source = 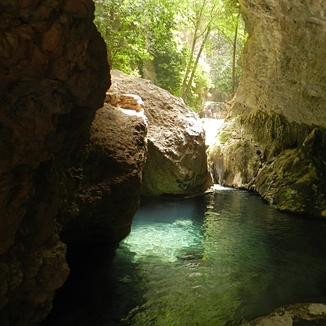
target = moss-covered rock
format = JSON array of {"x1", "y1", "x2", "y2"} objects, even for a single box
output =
[
  {"x1": 207, "y1": 111, "x2": 326, "y2": 218},
  {"x1": 253, "y1": 128, "x2": 326, "y2": 217},
  {"x1": 207, "y1": 116, "x2": 262, "y2": 188},
  {"x1": 208, "y1": 0, "x2": 326, "y2": 218}
]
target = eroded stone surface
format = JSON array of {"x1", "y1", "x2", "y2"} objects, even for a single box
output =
[
  {"x1": 110, "y1": 70, "x2": 213, "y2": 197},
  {"x1": 0, "y1": 0, "x2": 110, "y2": 324},
  {"x1": 237, "y1": 0, "x2": 326, "y2": 127},
  {"x1": 208, "y1": 0, "x2": 326, "y2": 217},
  {"x1": 58, "y1": 104, "x2": 148, "y2": 245}
]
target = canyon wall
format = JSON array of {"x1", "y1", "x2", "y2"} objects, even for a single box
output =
[
  {"x1": 208, "y1": 0, "x2": 326, "y2": 217},
  {"x1": 237, "y1": 0, "x2": 326, "y2": 127},
  {"x1": 0, "y1": 1, "x2": 111, "y2": 324}
]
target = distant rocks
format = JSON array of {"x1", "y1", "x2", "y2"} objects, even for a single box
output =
[{"x1": 198, "y1": 101, "x2": 229, "y2": 119}]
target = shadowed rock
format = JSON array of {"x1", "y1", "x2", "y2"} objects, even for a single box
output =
[
  {"x1": 58, "y1": 104, "x2": 148, "y2": 245},
  {"x1": 0, "y1": 0, "x2": 110, "y2": 324},
  {"x1": 246, "y1": 303, "x2": 326, "y2": 326}
]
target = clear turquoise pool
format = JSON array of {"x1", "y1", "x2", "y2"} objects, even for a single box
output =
[
  {"x1": 43, "y1": 187, "x2": 326, "y2": 326},
  {"x1": 114, "y1": 188, "x2": 326, "y2": 325}
]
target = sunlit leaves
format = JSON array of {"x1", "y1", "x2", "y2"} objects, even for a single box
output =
[
  {"x1": 94, "y1": 0, "x2": 153, "y2": 74},
  {"x1": 93, "y1": 0, "x2": 246, "y2": 108}
]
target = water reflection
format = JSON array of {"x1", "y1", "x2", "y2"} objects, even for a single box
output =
[
  {"x1": 43, "y1": 188, "x2": 326, "y2": 326},
  {"x1": 122, "y1": 190, "x2": 326, "y2": 325}
]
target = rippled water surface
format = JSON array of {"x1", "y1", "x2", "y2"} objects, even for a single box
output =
[
  {"x1": 115, "y1": 188, "x2": 326, "y2": 325},
  {"x1": 43, "y1": 187, "x2": 326, "y2": 326}
]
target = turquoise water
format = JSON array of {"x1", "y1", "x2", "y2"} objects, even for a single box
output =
[
  {"x1": 43, "y1": 187, "x2": 326, "y2": 326},
  {"x1": 114, "y1": 188, "x2": 326, "y2": 325}
]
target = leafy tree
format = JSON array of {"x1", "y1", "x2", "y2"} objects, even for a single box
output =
[
  {"x1": 178, "y1": 0, "x2": 245, "y2": 105},
  {"x1": 145, "y1": 0, "x2": 185, "y2": 95},
  {"x1": 94, "y1": 0, "x2": 152, "y2": 73},
  {"x1": 178, "y1": 0, "x2": 219, "y2": 101},
  {"x1": 94, "y1": 0, "x2": 246, "y2": 109}
]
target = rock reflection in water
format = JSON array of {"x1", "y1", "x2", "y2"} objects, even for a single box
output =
[{"x1": 42, "y1": 189, "x2": 326, "y2": 326}]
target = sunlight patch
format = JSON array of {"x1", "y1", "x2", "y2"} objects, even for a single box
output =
[{"x1": 121, "y1": 219, "x2": 201, "y2": 263}]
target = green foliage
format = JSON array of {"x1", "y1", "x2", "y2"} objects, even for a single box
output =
[
  {"x1": 94, "y1": 0, "x2": 246, "y2": 109},
  {"x1": 146, "y1": 0, "x2": 185, "y2": 95},
  {"x1": 152, "y1": 45, "x2": 185, "y2": 96},
  {"x1": 185, "y1": 64, "x2": 212, "y2": 111},
  {"x1": 94, "y1": 0, "x2": 153, "y2": 74}
]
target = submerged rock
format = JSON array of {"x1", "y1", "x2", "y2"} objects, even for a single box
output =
[
  {"x1": 110, "y1": 70, "x2": 213, "y2": 197},
  {"x1": 246, "y1": 303, "x2": 326, "y2": 326}
]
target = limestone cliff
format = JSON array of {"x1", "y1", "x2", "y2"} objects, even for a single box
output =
[
  {"x1": 0, "y1": 1, "x2": 110, "y2": 324},
  {"x1": 208, "y1": 0, "x2": 326, "y2": 217}
]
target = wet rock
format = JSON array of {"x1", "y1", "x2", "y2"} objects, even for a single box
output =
[
  {"x1": 110, "y1": 70, "x2": 213, "y2": 197},
  {"x1": 207, "y1": 117, "x2": 261, "y2": 188},
  {"x1": 246, "y1": 303, "x2": 326, "y2": 326},
  {"x1": 208, "y1": 111, "x2": 326, "y2": 217}
]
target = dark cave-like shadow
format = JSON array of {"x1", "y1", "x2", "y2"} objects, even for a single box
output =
[{"x1": 41, "y1": 241, "x2": 144, "y2": 326}]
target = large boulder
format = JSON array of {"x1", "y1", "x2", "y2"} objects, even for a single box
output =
[
  {"x1": 0, "y1": 0, "x2": 110, "y2": 325},
  {"x1": 208, "y1": 0, "x2": 326, "y2": 218},
  {"x1": 110, "y1": 70, "x2": 213, "y2": 197},
  {"x1": 58, "y1": 104, "x2": 148, "y2": 245}
]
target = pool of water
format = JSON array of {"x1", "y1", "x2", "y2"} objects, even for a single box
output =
[{"x1": 43, "y1": 187, "x2": 326, "y2": 326}]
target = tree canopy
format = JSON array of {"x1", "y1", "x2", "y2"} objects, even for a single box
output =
[{"x1": 94, "y1": 0, "x2": 246, "y2": 111}]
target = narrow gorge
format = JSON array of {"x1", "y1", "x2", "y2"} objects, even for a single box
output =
[{"x1": 0, "y1": 0, "x2": 325, "y2": 325}]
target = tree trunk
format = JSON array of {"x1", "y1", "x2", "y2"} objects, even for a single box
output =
[
  {"x1": 181, "y1": 0, "x2": 208, "y2": 99},
  {"x1": 231, "y1": 10, "x2": 240, "y2": 95},
  {"x1": 183, "y1": 26, "x2": 211, "y2": 101}
]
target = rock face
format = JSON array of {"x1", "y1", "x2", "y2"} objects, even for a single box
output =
[
  {"x1": 208, "y1": 0, "x2": 326, "y2": 217},
  {"x1": 58, "y1": 103, "x2": 148, "y2": 245},
  {"x1": 0, "y1": 1, "x2": 110, "y2": 325},
  {"x1": 110, "y1": 70, "x2": 213, "y2": 197}
]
